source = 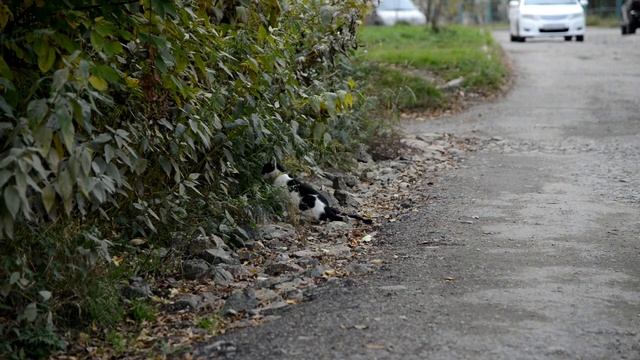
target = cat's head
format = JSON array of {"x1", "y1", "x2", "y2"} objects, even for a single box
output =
[{"x1": 261, "y1": 162, "x2": 285, "y2": 179}]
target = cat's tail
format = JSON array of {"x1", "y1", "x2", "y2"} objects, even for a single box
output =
[
  {"x1": 344, "y1": 213, "x2": 373, "y2": 225},
  {"x1": 324, "y1": 207, "x2": 345, "y2": 222}
]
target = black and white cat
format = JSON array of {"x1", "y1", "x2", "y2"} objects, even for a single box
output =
[{"x1": 261, "y1": 162, "x2": 372, "y2": 224}]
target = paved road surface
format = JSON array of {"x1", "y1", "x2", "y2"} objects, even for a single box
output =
[{"x1": 207, "y1": 29, "x2": 640, "y2": 359}]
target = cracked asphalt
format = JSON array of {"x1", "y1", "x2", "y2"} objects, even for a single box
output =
[{"x1": 204, "y1": 28, "x2": 640, "y2": 359}]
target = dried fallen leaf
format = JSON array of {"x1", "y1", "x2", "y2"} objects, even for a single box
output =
[
  {"x1": 130, "y1": 238, "x2": 146, "y2": 246},
  {"x1": 354, "y1": 324, "x2": 368, "y2": 330},
  {"x1": 370, "y1": 259, "x2": 384, "y2": 265},
  {"x1": 443, "y1": 276, "x2": 455, "y2": 281},
  {"x1": 366, "y1": 343, "x2": 386, "y2": 350},
  {"x1": 323, "y1": 269, "x2": 337, "y2": 277},
  {"x1": 111, "y1": 255, "x2": 124, "y2": 266}
]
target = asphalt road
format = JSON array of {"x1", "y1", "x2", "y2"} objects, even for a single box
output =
[{"x1": 206, "y1": 29, "x2": 640, "y2": 359}]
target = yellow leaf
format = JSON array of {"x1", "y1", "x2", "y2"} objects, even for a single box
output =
[
  {"x1": 88, "y1": 75, "x2": 108, "y2": 91},
  {"x1": 125, "y1": 76, "x2": 139, "y2": 88}
]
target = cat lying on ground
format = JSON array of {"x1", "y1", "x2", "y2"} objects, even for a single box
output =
[{"x1": 261, "y1": 162, "x2": 372, "y2": 224}]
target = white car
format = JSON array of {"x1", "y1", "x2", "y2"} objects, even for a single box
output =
[
  {"x1": 372, "y1": 0, "x2": 427, "y2": 26},
  {"x1": 509, "y1": 0, "x2": 587, "y2": 42}
]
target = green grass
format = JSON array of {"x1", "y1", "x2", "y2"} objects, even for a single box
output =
[
  {"x1": 357, "y1": 25, "x2": 507, "y2": 113},
  {"x1": 586, "y1": 14, "x2": 619, "y2": 27}
]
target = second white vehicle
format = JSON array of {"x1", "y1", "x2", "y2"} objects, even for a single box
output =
[
  {"x1": 372, "y1": 0, "x2": 427, "y2": 26},
  {"x1": 509, "y1": 0, "x2": 587, "y2": 42}
]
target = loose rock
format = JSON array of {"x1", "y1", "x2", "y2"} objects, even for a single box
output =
[
  {"x1": 198, "y1": 248, "x2": 238, "y2": 265},
  {"x1": 121, "y1": 277, "x2": 152, "y2": 300},
  {"x1": 182, "y1": 259, "x2": 210, "y2": 280},
  {"x1": 265, "y1": 262, "x2": 303, "y2": 276},
  {"x1": 223, "y1": 289, "x2": 259, "y2": 314}
]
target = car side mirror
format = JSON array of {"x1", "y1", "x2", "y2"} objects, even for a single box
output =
[
  {"x1": 579, "y1": 0, "x2": 588, "y2": 6},
  {"x1": 509, "y1": 0, "x2": 519, "y2": 7}
]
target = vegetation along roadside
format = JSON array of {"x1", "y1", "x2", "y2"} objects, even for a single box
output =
[{"x1": 0, "y1": 1, "x2": 508, "y2": 358}]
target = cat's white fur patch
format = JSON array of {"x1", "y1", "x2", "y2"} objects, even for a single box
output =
[{"x1": 303, "y1": 195, "x2": 326, "y2": 221}]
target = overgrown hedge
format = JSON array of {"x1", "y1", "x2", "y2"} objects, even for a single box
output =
[{"x1": 0, "y1": 0, "x2": 371, "y2": 357}]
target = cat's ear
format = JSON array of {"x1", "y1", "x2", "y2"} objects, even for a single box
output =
[
  {"x1": 261, "y1": 162, "x2": 275, "y2": 176},
  {"x1": 276, "y1": 163, "x2": 285, "y2": 172}
]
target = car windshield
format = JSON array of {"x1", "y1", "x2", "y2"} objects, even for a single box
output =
[
  {"x1": 377, "y1": 0, "x2": 418, "y2": 10},
  {"x1": 524, "y1": 0, "x2": 577, "y2": 4}
]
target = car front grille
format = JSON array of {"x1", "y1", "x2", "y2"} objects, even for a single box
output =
[
  {"x1": 539, "y1": 27, "x2": 569, "y2": 32},
  {"x1": 540, "y1": 15, "x2": 568, "y2": 20}
]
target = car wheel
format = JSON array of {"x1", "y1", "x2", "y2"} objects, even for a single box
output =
[
  {"x1": 622, "y1": 24, "x2": 629, "y2": 35},
  {"x1": 511, "y1": 34, "x2": 517, "y2": 42},
  {"x1": 564, "y1": 36, "x2": 572, "y2": 41},
  {"x1": 630, "y1": 24, "x2": 637, "y2": 34},
  {"x1": 519, "y1": 36, "x2": 526, "y2": 42},
  {"x1": 576, "y1": 35, "x2": 584, "y2": 42}
]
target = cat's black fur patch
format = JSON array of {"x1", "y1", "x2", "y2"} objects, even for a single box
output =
[
  {"x1": 263, "y1": 162, "x2": 371, "y2": 224},
  {"x1": 261, "y1": 162, "x2": 285, "y2": 176}
]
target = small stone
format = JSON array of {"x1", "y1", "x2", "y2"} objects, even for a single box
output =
[
  {"x1": 152, "y1": 247, "x2": 168, "y2": 258},
  {"x1": 321, "y1": 243, "x2": 352, "y2": 258},
  {"x1": 265, "y1": 262, "x2": 303, "y2": 276},
  {"x1": 296, "y1": 256, "x2": 320, "y2": 267},
  {"x1": 213, "y1": 266, "x2": 234, "y2": 286},
  {"x1": 343, "y1": 174, "x2": 358, "y2": 188},
  {"x1": 121, "y1": 277, "x2": 152, "y2": 300},
  {"x1": 439, "y1": 76, "x2": 464, "y2": 91},
  {"x1": 182, "y1": 259, "x2": 210, "y2": 280},
  {"x1": 334, "y1": 190, "x2": 361, "y2": 208},
  {"x1": 220, "y1": 264, "x2": 250, "y2": 279},
  {"x1": 171, "y1": 294, "x2": 201, "y2": 311},
  {"x1": 324, "y1": 221, "x2": 352, "y2": 233},
  {"x1": 200, "y1": 340, "x2": 237, "y2": 356},
  {"x1": 345, "y1": 263, "x2": 373, "y2": 275},
  {"x1": 258, "y1": 223, "x2": 296, "y2": 241},
  {"x1": 259, "y1": 300, "x2": 289, "y2": 315},
  {"x1": 223, "y1": 289, "x2": 258, "y2": 314},
  {"x1": 198, "y1": 248, "x2": 238, "y2": 265},
  {"x1": 304, "y1": 265, "x2": 327, "y2": 278},
  {"x1": 285, "y1": 289, "x2": 304, "y2": 302},
  {"x1": 292, "y1": 250, "x2": 320, "y2": 258},
  {"x1": 355, "y1": 144, "x2": 373, "y2": 163},
  {"x1": 254, "y1": 288, "x2": 280, "y2": 303},
  {"x1": 188, "y1": 235, "x2": 228, "y2": 256},
  {"x1": 199, "y1": 292, "x2": 222, "y2": 311},
  {"x1": 332, "y1": 176, "x2": 348, "y2": 190}
]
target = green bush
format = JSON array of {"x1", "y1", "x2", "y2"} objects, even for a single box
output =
[{"x1": 0, "y1": 0, "x2": 371, "y2": 356}]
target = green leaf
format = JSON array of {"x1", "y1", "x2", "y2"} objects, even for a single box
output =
[
  {"x1": 33, "y1": 126, "x2": 53, "y2": 155},
  {"x1": 56, "y1": 168, "x2": 73, "y2": 215},
  {"x1": 0, "y1": 170, "x2": 11, "y2": 188},
  {"x1": 88, "y1": 76, "x2": 108, "y2": 91},
  {"x1": 41, "y1": 184, "x2": 56, "y2": 215},
  {"x1": 90, "y1": 31, "x2": 105, "y2": 52},
  {"x1": 103, "y1": 41, "x2": 123, "y2": 56},
  {"x1": 38, "y1": 45, "x2": 56, "y2": 73},
  {"x1": 93, "y1": 65, "x2": 120, "y2": 83},
  {"x1": 27, "y1": 99, "x2": 48, "y2": 124},
  {"x1": 0, "y1": 96, "x2": 13, "y2": 118},
  {"x1": 39, "y1": 290, "x2": 52, "y2": 301},
  {"x1": 52, "y1": 68, "x2": 69, "y2": 91},
  {"x1": 23, "y1": 303, "x2": 37, "y2": 322},
  {"x1": 56, "y1": 102, "x2": 75, "y2": 154},
  {"x1": 3, "y1": 185, "x2": 20, "y2": 219},
  {"x1": 0, "y1": 56, "x2": 12, "y2": 80}
]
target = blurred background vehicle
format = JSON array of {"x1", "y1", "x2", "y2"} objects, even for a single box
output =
[
  {"x1": 371, "y1": 0, "x2": 428, "y2": 25},
  {"x1": 620, "y1": 0, "x2": 640, "y2": 33},
  {"x1": 509, "y1": 0, "x2": 587, "y2": 41}
]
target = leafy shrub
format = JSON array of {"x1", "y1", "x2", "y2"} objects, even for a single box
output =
[{"x1": 0, "y1": 0, "x2": 372, "y2": 356}]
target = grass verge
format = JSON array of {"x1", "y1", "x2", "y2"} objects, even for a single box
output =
[{"x1": 357, "y1": 25, "x2": 508, "y2": 115}]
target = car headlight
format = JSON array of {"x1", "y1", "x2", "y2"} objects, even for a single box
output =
[
  {"x1": 522, "y1": 14, "x2": 539, "y2": 20},
  {"x1": 569, "y1": 12, "x2": 584, "y2": 19}
]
